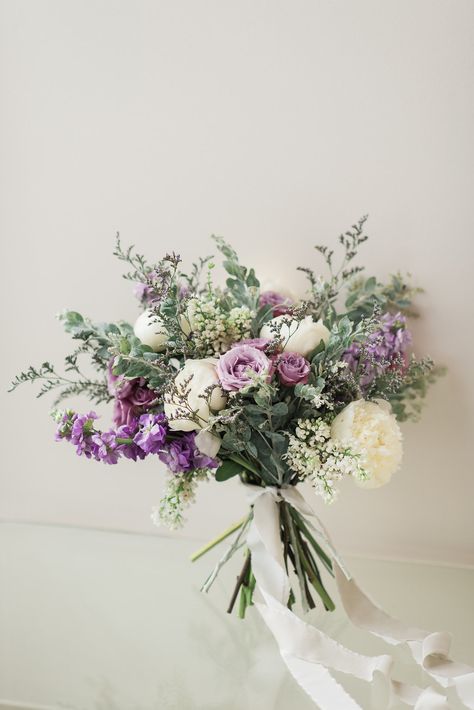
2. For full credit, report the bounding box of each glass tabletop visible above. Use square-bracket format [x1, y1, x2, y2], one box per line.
[1, 522, 473, 710]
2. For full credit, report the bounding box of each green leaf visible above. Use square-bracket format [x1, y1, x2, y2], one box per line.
[272, 402, 288, 417]
[119, 337, 131, 355]
[246, 268, 260, 287]
[364, 276, 377, 292]
[62, 311, 84, 328]
[245, 441, 259, 457]
[345, 292, 358, 308]
[223, 259, 246, 280]
[122, 363, 150, 378]
[215, 459, 243, 482]
[142, 351, 160, 361]
[250, 303, 274, 337]
[307, 339, 326, 361]
[222, 431, 243, 452]
[337, 316, 353, 339]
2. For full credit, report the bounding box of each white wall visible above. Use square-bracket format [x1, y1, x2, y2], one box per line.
[1, 0, 473, 565]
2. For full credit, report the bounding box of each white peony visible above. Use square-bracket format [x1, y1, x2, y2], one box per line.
[260, 315, 330, 357]
[330, 399, 403, 489]
[164, 358, 227, 432]
[134, 309, 169, 352]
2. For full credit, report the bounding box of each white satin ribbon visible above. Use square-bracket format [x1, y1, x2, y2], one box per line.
[240, 483, 474, 710]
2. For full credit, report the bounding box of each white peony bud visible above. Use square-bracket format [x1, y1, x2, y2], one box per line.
[260, 315, 330, 357]
[195, 429, 222, 457]
[164, 358, 227, 432]
[179, 299, 198, 336]
[134, 309, 169, 352]
[331, 399, 403, 489]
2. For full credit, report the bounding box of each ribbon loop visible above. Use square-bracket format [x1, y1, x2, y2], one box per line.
[237, 482, 474, 709]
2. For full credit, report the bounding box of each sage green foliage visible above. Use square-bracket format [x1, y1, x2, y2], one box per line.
[10, 218, 439, 428]
[344, 272, 423, 322]
[213, 235, 261, 311]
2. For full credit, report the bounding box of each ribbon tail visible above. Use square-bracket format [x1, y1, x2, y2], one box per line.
[238, 483, 474, 709]
[334, 563, 474, 709]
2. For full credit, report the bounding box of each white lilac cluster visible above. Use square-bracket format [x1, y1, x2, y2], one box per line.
[311, 392, 335, 411]
[181, 297, 253, 355]
[151, 469, 211, 529]
[286, 417, 369, 503]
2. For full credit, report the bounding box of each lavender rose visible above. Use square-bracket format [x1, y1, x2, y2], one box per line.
[276, 352, 311, 386]
[259, 290, 292, 317]
[217, 344, 273, 392]
[108, 362, 159, 427]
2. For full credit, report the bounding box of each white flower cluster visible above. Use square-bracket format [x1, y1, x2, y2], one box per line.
[286, 418, 368, 503]
[151, 470, 210, 530]
[312, 392, 335, 410]
[181, 297, 253, 355]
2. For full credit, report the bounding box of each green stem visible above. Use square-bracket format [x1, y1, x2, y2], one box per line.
[190, 517, 247, 562]
[293, 524, 335, 612]
[281, 501, 310, 613]
[115, 437, 133, 445]
[227, 551, 251, 615]
[289, 507, 333, 576]
[238, 554, 252, 619]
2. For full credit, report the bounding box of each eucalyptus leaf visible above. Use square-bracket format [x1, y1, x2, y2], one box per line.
[215, 459, 243, 482]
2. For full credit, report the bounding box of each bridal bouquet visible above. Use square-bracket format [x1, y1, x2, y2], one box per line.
[16, 218, 472, 710]
[11, 216, 438, 616]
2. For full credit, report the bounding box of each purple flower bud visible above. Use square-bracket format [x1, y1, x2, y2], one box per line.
[107, 361, 159, 427]
[259, 291, 292, 317]
[276, 352, 311, 386]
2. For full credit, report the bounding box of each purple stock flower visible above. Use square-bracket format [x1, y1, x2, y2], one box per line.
[70, 412, 99, 458]
[276, 352, 311, 386]
[133, 413, 167, 454]
[108, 361, 159, 427]
[259, 291, 292, 317]
[158, 434, 195, 473]
[343, 312, 412, 391]
[158, 432, 218, 474]
[115, 421, 146, 461]
[217, 344, 274, 392]
[92, 430, 120, 465]
[54, 410, 76, 441]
